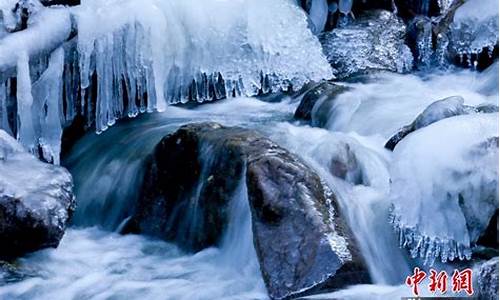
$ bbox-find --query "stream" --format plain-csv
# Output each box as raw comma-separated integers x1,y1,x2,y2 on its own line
0,63,497,299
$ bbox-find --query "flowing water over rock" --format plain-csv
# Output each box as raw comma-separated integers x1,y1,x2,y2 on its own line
1,61,496,299
0,1,498,299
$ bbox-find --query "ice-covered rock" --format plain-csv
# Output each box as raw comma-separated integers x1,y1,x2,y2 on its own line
475,257,499,300
389,113,499,265
384,96,496,150
129,122,368,300
319,10,413,79
448,0,499,69
0,130,75,259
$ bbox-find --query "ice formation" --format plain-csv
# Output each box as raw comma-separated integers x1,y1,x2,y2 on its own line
389,113,499,265
449,0,499,67
73,0,333,133
0,0,333,163
338,0,353,15
308,0,328,34
319,10,413,79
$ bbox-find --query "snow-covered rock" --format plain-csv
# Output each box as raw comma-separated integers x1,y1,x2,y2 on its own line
0,130,75,259
319,10,413,79
389,113,499,265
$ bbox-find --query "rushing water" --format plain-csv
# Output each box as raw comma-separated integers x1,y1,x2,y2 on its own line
0,65,497,299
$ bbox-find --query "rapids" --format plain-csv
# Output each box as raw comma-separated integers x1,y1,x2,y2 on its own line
1,62,497,299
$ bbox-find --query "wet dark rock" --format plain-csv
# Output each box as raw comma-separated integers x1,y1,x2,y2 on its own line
0,130,75,259
130,122,368,300
394,0,441,20
294,81,350,122
319,10,413,79
477,209,499,250
476,103,499,114
385,96,496,150
328,143,363,185
40,0,80,6
476,257,499,300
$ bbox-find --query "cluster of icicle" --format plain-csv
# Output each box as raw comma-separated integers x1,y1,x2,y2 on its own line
389,210,474,266
449,0,499,68
74,0,333,133
305,0,354,34
0,0,333,164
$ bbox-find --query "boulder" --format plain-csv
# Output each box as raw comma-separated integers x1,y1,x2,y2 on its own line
319,10,413,79
294,81,350,122
0,130,75,259
129,122,368,300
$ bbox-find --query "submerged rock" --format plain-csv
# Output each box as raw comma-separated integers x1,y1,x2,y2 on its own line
130,122,368,300
0,130,75,259
319,10,413,79
385,96,497,150
294,81,350,122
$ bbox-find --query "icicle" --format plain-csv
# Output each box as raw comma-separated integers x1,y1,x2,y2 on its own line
416,20,433,68
16,52,36,154
328,2,338,13
488,45,494,58
437,0,452,14
309,0,328,34
338,0,353,15
62,0,330,135
33,47,65,165
0,81,10,135
433,33,449,67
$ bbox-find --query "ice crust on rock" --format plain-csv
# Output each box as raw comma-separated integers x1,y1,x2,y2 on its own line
73,0,333,133
0,129,75,258
389,113,499,265
319,10,413,79
449,0,499,67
